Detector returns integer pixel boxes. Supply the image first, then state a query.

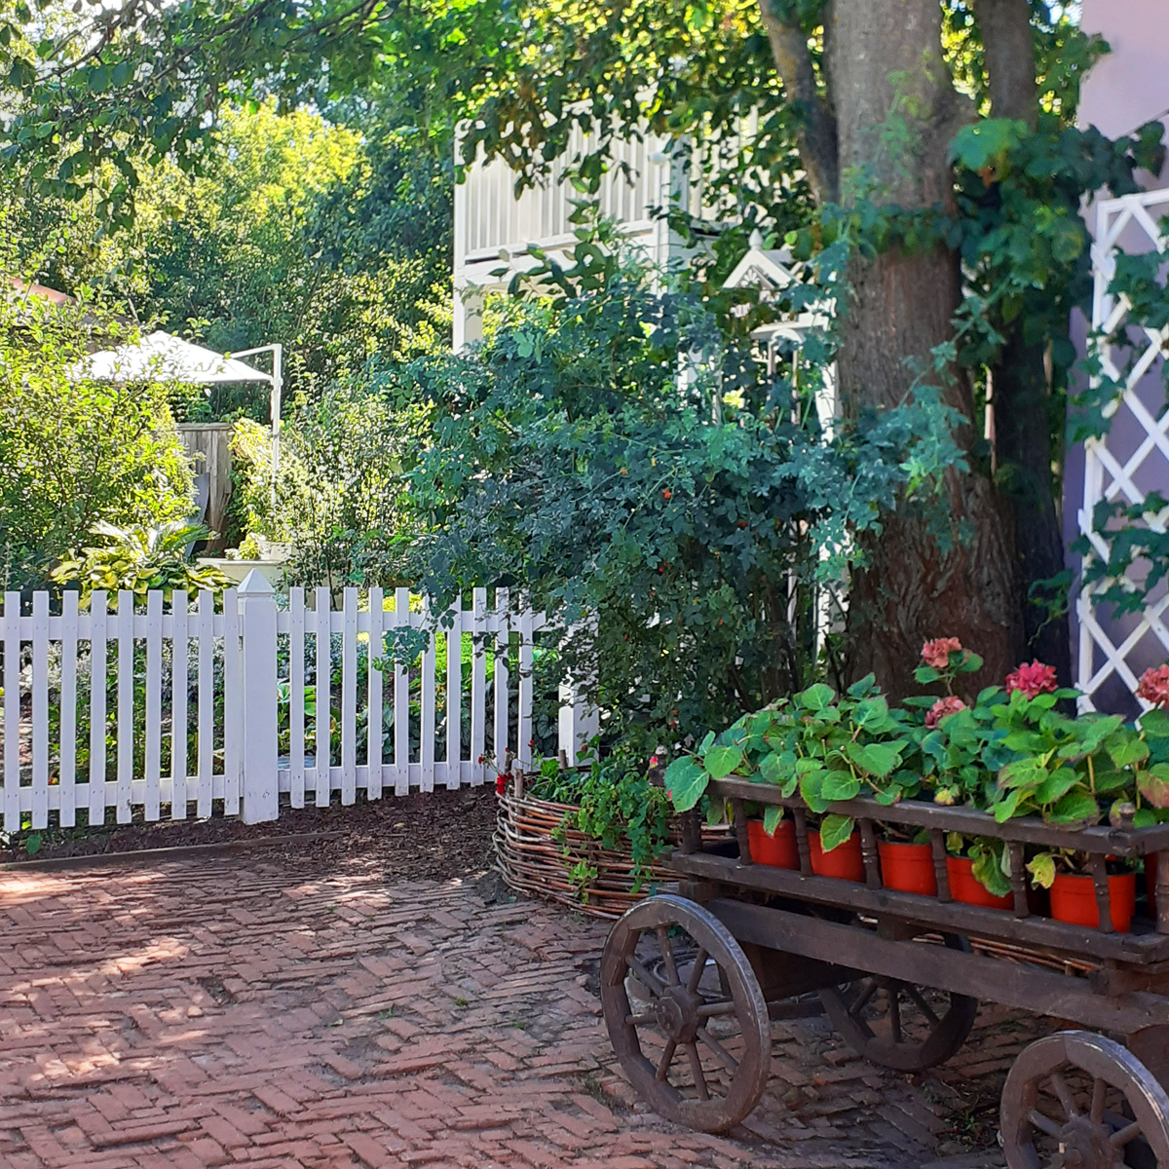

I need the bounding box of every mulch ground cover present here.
[0,785,500,879]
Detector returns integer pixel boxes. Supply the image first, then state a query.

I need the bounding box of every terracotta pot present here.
[746,818,799,869]
[809,831,865,882]
[1049,871,1137,933]
[946,856,1013,910]
[877,840,937,896]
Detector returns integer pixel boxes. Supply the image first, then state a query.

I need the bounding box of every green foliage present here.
[393,230,962,755]
[51,521,232,603]
[0,279,195,591]
[527,752,674,895]
[229,376,428,589]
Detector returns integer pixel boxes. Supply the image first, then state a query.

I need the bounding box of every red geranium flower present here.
[926,696,966,729]
[921,637,963,669]
[1137,665,1169,708]
[1005,661,1058,699]
[495,773,508,796]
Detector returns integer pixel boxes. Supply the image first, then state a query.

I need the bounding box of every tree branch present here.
[756,0,838,203]
[975,0,1037,127]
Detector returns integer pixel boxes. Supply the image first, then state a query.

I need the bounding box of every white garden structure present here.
[1076,186,1169,712]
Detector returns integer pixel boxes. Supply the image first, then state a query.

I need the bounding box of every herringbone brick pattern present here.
[0,849,1033,1168]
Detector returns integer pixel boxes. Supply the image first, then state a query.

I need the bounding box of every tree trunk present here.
[819,0,1021,696]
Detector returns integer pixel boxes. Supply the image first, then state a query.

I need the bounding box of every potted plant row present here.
[664,640,1169,934]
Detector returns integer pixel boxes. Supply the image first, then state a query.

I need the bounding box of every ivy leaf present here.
[1026,852,1057,890]
[822,772,860,801]
[1045,790,1100,825]
[762,805,784,836]
[819,813,854,853]
[664,757,707,812]
[703,745,743,780]
[844,741,901,778]
[797,683,835,712]
[1107,733,1149,769]
[1138,763,1169,809]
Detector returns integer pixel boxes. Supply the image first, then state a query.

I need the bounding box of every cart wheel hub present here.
[1056,1117,1115,1167]
[655,988,701,1043]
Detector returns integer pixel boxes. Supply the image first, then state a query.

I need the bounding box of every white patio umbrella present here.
[82,331,284,499]
[84,330,274,386]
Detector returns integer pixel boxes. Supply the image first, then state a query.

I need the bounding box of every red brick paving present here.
[0,849,1030,1168]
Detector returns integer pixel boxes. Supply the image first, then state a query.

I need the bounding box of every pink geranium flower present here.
[1137,665,1169,709]
[921,637,963,669]
[1005,661,1058,699]
[926,696,966,729]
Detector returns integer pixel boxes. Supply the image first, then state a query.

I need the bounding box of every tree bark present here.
[805,0,1020,695]
[976,0,1037,127]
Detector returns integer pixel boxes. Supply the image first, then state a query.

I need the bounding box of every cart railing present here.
[672,779,1169,964]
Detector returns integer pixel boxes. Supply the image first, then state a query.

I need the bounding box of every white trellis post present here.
[238,570,279,823]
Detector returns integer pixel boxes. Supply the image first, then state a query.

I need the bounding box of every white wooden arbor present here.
[722,231,837,433]
[1076,187,1169,712]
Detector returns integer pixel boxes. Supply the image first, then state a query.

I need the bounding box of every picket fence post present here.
[238,571,279,824]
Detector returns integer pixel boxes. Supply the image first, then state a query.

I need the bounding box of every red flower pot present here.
[946,856,1013,910]
[877,840,937,896]
[746,819,799,869]
[809,831,865,882]
[1049,871,1137,933]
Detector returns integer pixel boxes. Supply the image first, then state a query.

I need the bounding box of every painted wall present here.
[1065,2,1169,712]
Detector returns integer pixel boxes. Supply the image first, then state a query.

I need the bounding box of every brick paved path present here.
[0,848,1040,1169]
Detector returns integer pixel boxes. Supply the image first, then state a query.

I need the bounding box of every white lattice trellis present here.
[1077,187,1169,712]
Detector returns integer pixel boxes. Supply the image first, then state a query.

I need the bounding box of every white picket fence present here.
[0,574,597,833]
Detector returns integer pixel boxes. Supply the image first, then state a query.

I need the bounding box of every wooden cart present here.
[598,779,1169,1167]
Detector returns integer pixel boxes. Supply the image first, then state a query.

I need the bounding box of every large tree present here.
[1,0,1155,693]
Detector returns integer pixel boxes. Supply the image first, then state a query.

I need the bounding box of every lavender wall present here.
[1065,2,1169,711]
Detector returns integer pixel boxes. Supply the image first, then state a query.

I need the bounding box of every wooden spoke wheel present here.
[1001,1032,1169,1169]
[600,894,771,1133]
[819,933,977,1072]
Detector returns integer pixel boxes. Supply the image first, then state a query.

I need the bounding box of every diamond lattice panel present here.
[1077,188,1169,713]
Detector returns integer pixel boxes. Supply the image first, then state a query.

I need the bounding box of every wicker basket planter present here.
[494,789,726,918]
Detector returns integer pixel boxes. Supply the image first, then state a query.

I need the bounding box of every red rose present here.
[921,637,963,670]
[1005,661,1058,699]
[926,696,966,729]
[662,489,672,500]
[1137,665,1169,709]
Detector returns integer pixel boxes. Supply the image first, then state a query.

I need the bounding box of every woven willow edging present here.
[494,792,726,919]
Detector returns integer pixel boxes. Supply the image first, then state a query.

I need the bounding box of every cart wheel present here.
[600,893,771,1133]
[1001,1031,1169,1169]
[819,933,977,1072]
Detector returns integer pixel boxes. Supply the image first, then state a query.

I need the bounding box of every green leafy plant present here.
[51,521,233,603]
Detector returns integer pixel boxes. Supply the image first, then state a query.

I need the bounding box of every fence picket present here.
[314,587,330,807]
[222,588,242,816]
[471,587,487,786]
[518,608,534,773]
[393,587,410,797]
[116,590,134,823]
[341,588,357,805]
[60,591,79,827]
[197,589,214,818]
[171,592,188,818]
[89,592,108,826]
[367,588,384,799]
[31,591,49,830]
[446,604,462,789]
[289,587,305,809]
[4,592,21,833]
[420,598,435,794]
[144,590,163,822]
[493,589,509,777]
